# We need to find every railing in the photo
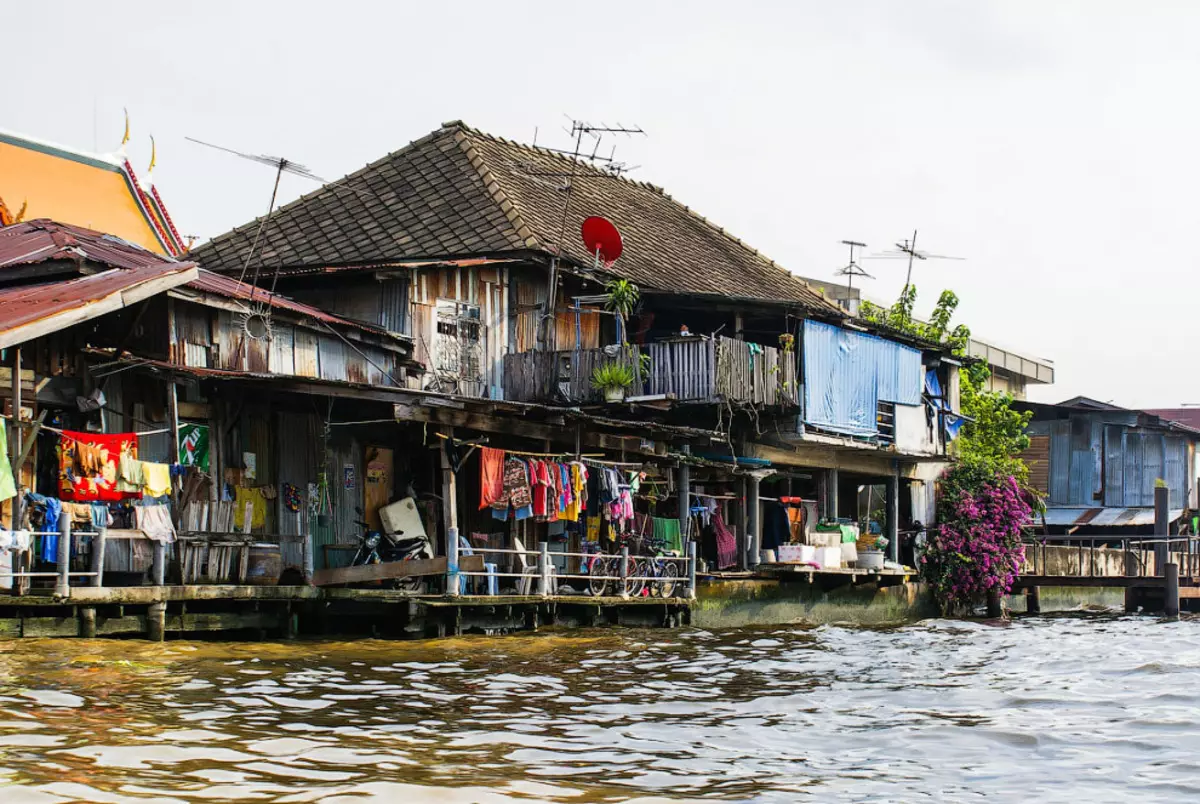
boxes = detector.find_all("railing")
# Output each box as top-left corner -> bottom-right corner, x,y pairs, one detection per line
1022,534 -> 1200,578
502,336 -> 798,407
446,529 -> 697,600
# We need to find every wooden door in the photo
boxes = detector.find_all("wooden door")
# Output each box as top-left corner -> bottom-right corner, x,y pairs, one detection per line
364,446 -> 394,531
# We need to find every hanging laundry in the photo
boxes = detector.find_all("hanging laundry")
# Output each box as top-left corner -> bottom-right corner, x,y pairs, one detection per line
27,493 -> 62,562
233,487 -> 267,531
60,431 -> 139,502
652,517 -> 683,554
136,503 -> 176,544
478,447 -> 505,510
0,421 -> 16,502
713,511 -> 738,570
142,462 -> 172,498
116,450 -> 144,494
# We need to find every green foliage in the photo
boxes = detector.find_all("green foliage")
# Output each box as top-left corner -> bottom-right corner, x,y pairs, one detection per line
604,279 -> 640,319
591,361 -> 635,391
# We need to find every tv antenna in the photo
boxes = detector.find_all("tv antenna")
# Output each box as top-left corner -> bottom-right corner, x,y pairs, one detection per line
866,229 -> 965,295
835,239 -> 872,290
530,118 -> 647,351
186,136 -> 331,339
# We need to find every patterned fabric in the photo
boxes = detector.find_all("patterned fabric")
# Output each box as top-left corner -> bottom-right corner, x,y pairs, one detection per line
713,512 -> 738,570
59,431 -> 139,502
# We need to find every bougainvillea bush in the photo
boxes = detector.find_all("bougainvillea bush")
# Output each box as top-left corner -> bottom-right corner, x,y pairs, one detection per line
921,472 -> 1031,614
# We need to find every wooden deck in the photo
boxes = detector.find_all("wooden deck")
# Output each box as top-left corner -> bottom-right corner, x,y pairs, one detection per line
0,584 -> 693,640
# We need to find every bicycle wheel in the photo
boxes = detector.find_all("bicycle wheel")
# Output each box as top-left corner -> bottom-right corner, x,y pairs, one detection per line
587,556 -> 611,597
624,557 -> 648,598
657,561 -> 679,599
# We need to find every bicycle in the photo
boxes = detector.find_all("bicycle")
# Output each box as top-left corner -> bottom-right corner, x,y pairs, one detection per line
637,537 -> 681,598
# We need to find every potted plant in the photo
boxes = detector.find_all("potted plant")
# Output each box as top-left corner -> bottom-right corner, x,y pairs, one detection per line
592,361 -> 635,403
604,279 -> 640,342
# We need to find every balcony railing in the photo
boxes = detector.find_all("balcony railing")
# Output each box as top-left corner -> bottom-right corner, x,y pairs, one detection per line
502,336 -> 798,407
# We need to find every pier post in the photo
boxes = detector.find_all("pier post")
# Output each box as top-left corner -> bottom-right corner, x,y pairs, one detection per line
1026,586 -> 1041,615
986,587 -> 1002,618
1165,562 -> 1180,618
620,546 -> 630,599
687,541 -> 697,600
90,525 -> 106,588
152,541 -> 166,586
826,468 -> 839,520
147,601 -> 166,642
1125,548 -> 1140,613
79,607 -> 96,638
55,514 -> 70,598
747,475 -> 761,567
446,526 -> 461,597
1155,485 -> 1169,576
538,541 -> 550,598
300,510 -> 313,584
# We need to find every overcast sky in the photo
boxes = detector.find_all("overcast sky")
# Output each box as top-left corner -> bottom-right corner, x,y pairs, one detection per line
4,2 -> 1196,407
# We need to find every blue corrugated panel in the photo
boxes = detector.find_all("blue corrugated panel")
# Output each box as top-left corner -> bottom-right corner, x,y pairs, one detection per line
1049,421 -> 1071,504
801,321 -> 923,436
1166,436 -> 1186,508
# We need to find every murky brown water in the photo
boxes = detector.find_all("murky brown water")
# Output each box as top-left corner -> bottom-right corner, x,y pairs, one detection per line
0,616 -> 1198,802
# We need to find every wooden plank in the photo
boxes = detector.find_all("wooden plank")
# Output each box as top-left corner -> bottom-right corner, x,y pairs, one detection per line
177,401 -> 211,419
312,555 -> 483,587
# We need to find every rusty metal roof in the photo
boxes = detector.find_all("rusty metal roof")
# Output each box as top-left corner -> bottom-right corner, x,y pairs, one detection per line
181,269 -> 411,341
0,262 -> 197,349
0,218 -> 176,271
1038,506 -> 1185,528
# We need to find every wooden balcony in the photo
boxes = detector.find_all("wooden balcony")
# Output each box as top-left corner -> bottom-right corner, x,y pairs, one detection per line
502,336 -> 798,407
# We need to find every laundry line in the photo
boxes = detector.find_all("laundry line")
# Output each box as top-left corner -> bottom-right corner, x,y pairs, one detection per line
0,413 -> 171,439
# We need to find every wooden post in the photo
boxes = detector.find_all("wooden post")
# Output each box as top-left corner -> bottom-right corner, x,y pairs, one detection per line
446,526 -> 461,597
687,541 -> 697,600
538,541 -> 550,598
147,601 -> 166,642
90,525 -> 107,588
440,427 -> 458,557
1165,562 -> 1180,618
1125,547 -> 1140,613
747,475 -> 761,567
55,513 -> 70,598
1155,484 -> 1169,576
9,345 -> 20,530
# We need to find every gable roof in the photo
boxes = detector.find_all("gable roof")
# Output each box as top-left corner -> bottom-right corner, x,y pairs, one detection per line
0,130 -> 185,257
191,122 -> 840,313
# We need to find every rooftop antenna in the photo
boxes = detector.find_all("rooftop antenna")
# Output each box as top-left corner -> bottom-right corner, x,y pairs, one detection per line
186,136 -> 330,339
526,118 -> 646,351
866,229 -> 965,295
835,239 -> 872,290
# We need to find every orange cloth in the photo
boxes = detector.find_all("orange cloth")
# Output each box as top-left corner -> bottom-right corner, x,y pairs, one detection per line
479,447 -> 505,510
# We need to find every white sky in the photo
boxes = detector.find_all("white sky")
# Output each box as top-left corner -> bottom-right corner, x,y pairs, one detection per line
4,1 -> 1197,407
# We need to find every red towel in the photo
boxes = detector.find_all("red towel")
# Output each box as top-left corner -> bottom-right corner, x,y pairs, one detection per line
479,447 -> 505,510
60,430 -> 139,502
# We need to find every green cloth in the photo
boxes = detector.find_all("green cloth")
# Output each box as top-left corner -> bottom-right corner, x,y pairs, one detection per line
0,421 -> 16,502
652,516 -> 683,554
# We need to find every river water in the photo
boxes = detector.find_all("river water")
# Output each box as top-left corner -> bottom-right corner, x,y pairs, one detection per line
0,615 -> 1197,803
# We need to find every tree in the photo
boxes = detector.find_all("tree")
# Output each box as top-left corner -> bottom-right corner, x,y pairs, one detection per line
863,286 -> 1035,614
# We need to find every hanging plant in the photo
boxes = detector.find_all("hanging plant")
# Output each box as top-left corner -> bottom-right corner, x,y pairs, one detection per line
778,333 -> 795,353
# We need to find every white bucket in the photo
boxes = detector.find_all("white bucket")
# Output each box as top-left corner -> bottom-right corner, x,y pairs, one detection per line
760,549 -> 777,564
858,550 -> 885,570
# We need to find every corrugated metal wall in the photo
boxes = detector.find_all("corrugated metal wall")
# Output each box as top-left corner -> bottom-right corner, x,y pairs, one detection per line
1042,413 -> 1191,508
412,265 -> 510,398
276,410 -> 320,568
801,320 -> 923,436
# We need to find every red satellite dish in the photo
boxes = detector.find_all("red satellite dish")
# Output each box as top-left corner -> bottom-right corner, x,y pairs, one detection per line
581,216 -> 623,266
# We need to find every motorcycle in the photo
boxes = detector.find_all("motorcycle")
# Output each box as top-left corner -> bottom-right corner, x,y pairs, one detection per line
349,500 -> 435,591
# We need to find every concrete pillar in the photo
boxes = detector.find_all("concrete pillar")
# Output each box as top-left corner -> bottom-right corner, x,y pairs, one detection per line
152,541 -> 166,586
1026,586 -> 1041,615
826,469 -> 839,520
886,468 -> 900,564
147,601 -> 166,642
55,514 -> 70,598
619,546 -> 630,600
747,475 -> 761,567
446,526 -> 461,597
687,541 -> 697,600
677,461 -> 690,543
90,525 -> 107,588
538,541 -> 550,598
79,607 -> 96,638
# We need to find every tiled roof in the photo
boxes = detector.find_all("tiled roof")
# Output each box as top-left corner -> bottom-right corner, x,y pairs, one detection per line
192,122 -> 840,313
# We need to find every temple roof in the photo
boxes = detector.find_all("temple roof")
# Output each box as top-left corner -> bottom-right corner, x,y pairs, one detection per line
0,129 -> 185,257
